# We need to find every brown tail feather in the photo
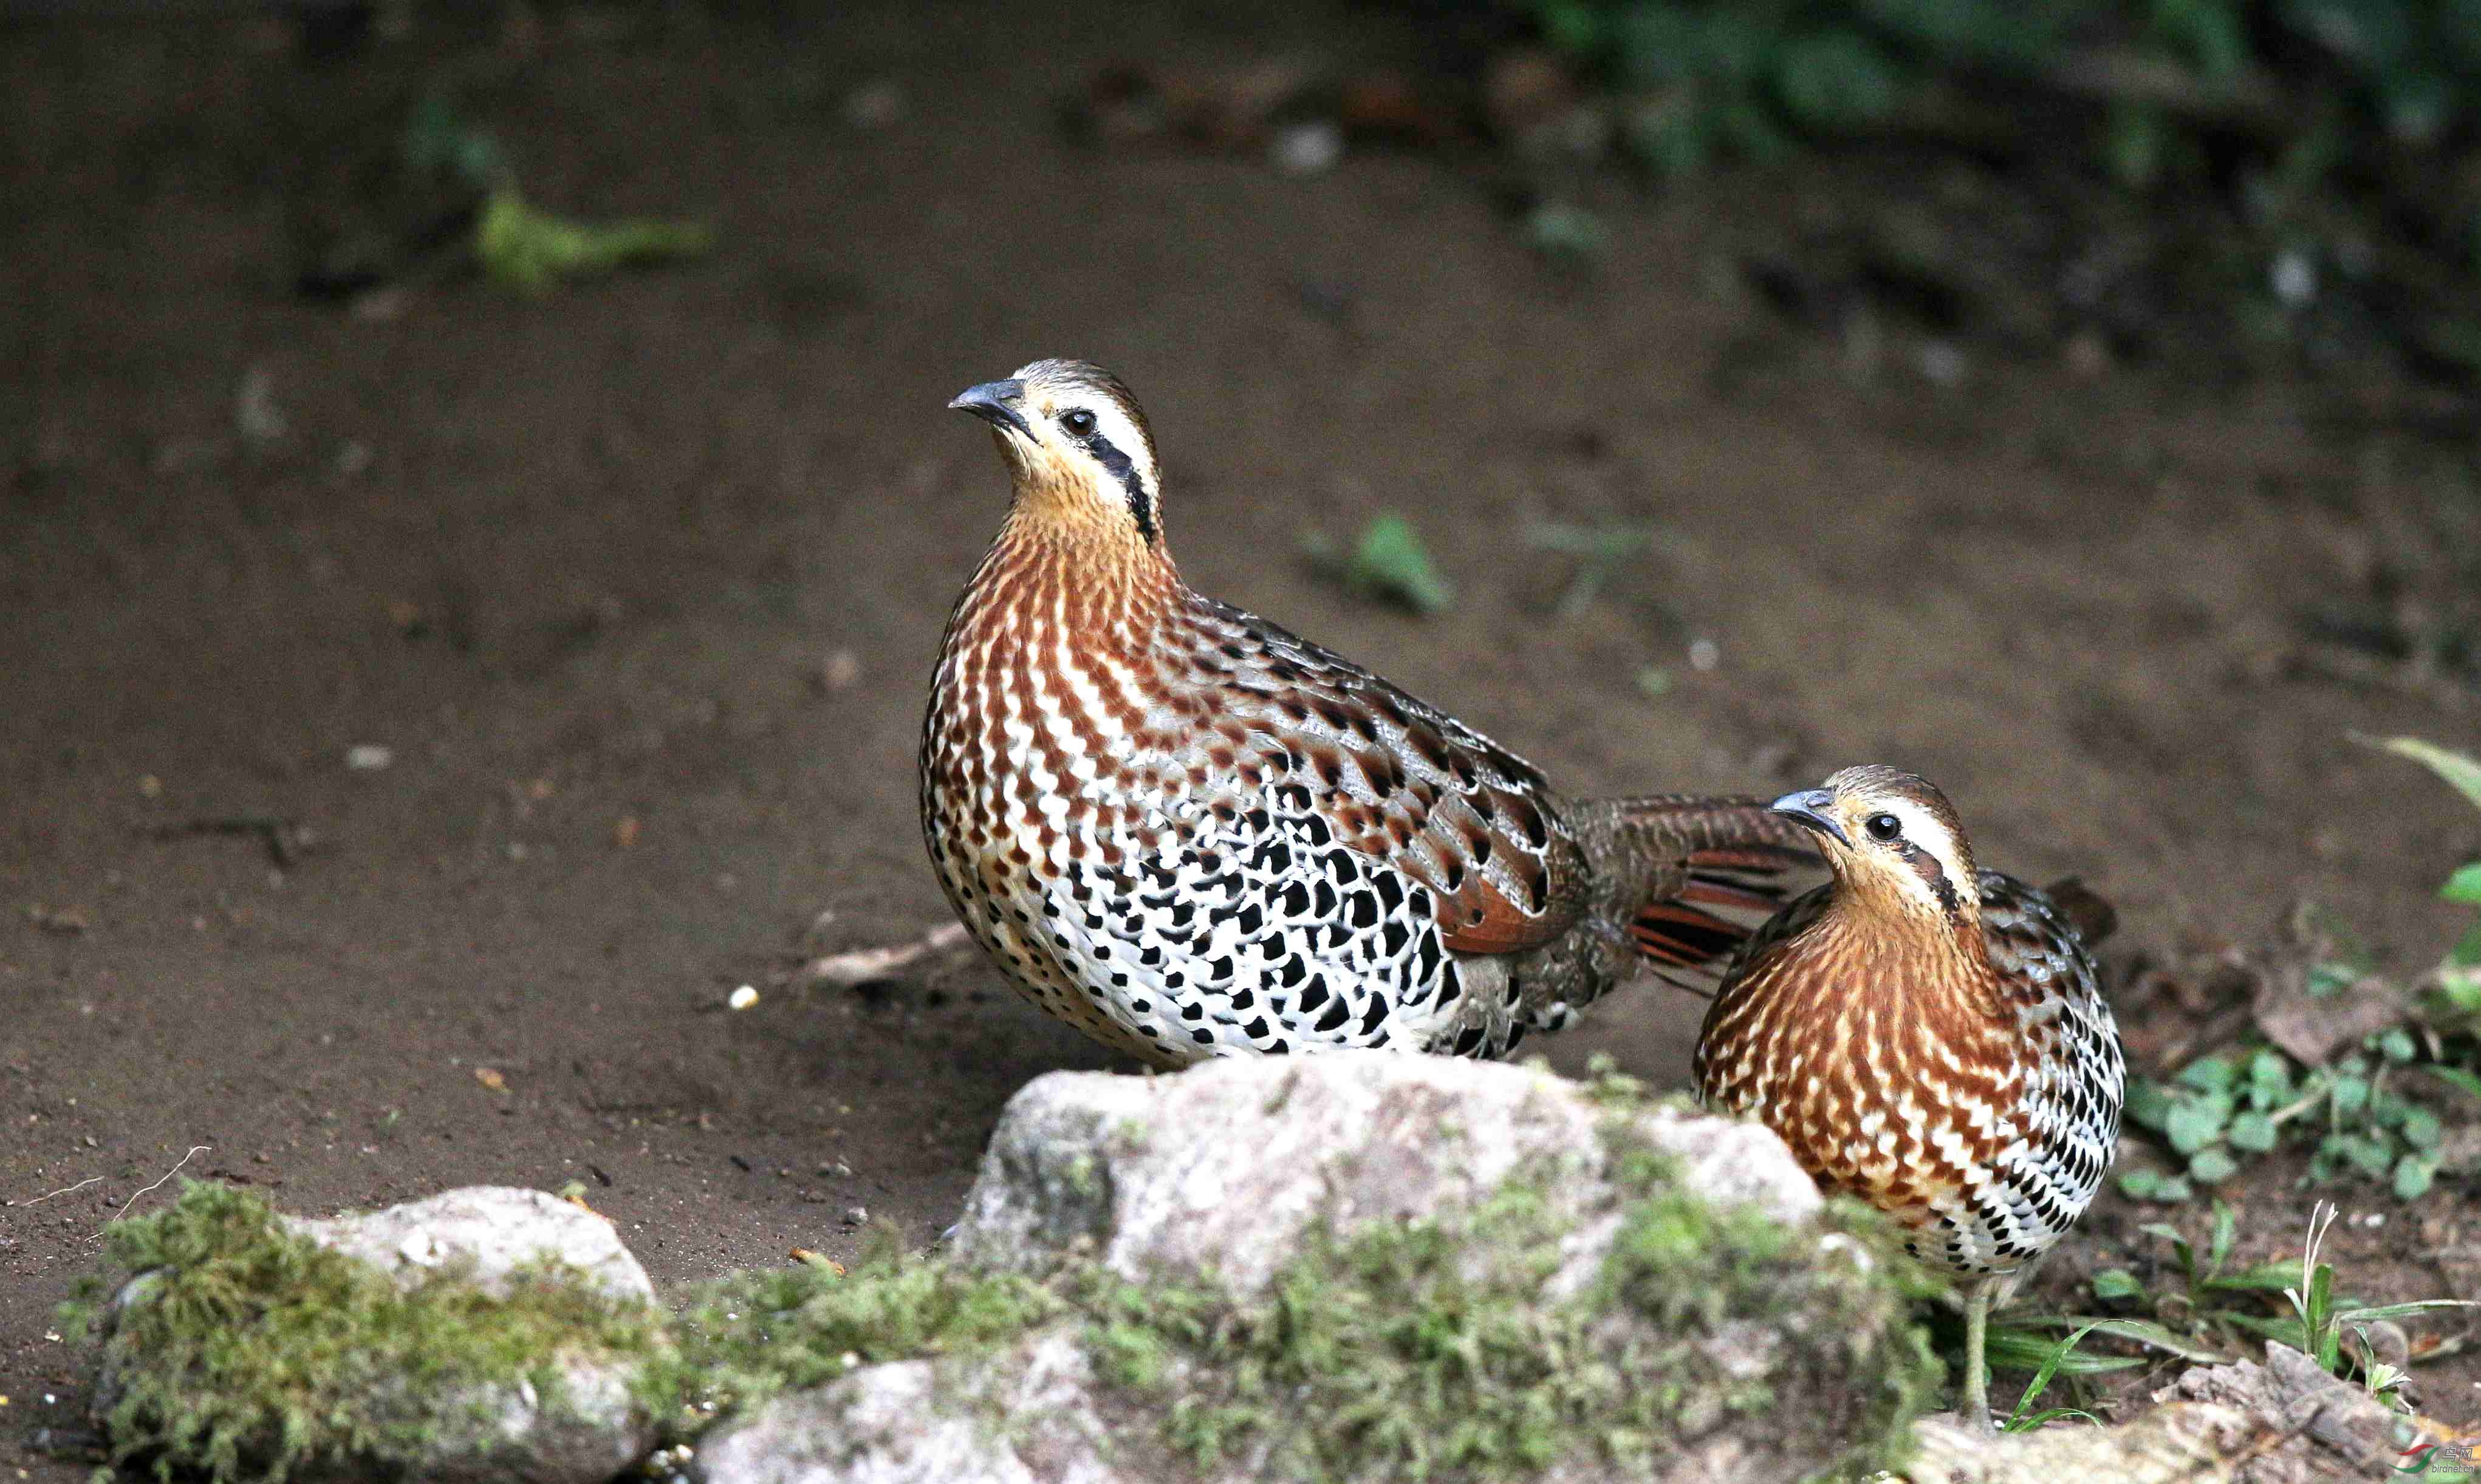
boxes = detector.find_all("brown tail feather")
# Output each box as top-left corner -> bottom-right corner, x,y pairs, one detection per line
1605,796 -> 1822,979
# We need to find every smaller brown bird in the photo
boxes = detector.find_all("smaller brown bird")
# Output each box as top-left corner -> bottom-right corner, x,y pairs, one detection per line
1692,766 -> 2124,1431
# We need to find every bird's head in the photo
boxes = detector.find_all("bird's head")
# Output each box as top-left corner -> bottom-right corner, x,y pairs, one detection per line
949,359 -> 1164,550
1768,765 -> 1981,925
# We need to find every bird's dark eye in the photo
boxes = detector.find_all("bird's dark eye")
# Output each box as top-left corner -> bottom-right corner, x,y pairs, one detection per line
1060,408 -> 1097,437
1865,813 -> 1903,843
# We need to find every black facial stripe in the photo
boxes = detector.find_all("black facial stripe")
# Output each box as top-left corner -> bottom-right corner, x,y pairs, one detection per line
1896,841 -> 1960,916
1080,431 -> 1156,543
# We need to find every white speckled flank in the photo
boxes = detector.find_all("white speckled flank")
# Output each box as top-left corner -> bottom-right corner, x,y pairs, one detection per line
923,360 -> 1819,1068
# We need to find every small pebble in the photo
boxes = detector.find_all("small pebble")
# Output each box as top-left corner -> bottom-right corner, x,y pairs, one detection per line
727,985 -> 759,1011
1688,638 -> 1720,672
345,744 -> 394,771
1270,120 -> 1343,176
841,1205 -> 869,1226
844,80 -> 905,129
1916,341 -> 1968,387
2270,247 -> 2317,309
820,648 -> 863,692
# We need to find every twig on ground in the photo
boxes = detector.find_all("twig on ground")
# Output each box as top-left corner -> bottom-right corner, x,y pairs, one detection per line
15,1175 -> 103,1208
146,817 -> 318,870
115,1146 -> 210,1227
802,923 -> 971,988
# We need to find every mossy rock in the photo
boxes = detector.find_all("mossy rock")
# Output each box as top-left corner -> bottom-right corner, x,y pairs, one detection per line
71,1057 -> 1942,1484
74,1181 -> 663,1483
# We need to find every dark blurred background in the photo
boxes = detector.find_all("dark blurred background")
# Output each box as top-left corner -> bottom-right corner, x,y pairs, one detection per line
5,1 -> 2481,1467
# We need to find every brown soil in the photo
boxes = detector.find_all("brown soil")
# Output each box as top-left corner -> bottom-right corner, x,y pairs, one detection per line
5,4 -> 2479,1472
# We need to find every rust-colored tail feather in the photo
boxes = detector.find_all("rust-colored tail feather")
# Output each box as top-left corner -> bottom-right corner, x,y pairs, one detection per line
1608,796 -> 1821,981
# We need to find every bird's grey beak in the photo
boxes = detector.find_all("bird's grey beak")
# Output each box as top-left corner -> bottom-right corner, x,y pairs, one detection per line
1769,788 -> 1849,847
948,378 -> 1032,440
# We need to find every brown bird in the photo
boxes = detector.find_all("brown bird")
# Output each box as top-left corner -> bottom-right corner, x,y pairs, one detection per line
1692,765 -> 2125,1431
920,358 -> 1816,1067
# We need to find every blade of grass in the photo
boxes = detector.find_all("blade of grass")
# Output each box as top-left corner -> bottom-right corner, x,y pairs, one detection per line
2355,735 -> 2481,810
1999,1320 -> 2110,1432
2004,1315 -> 2229,1364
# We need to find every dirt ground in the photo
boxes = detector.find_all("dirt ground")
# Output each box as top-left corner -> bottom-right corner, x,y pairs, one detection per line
5,2 -> 2480,1473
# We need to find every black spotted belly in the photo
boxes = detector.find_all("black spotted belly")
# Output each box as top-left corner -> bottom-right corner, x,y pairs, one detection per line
1021,809 -> 1463,1059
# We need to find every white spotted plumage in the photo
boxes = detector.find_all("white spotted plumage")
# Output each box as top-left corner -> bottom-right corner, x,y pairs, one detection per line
923,359 -> 1820,1070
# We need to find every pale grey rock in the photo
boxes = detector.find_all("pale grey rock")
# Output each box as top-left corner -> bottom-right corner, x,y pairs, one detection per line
289,1185 -> 654,1303
698,1329 -> 1121,1484
712,1053 -> 1886,1484
946,1051 -> 1819,1300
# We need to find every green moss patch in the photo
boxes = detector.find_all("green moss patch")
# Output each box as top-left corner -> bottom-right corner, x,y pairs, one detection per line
77,1124 -> 1938,1484
1069,1164 -> 1937,1483
646,1232 -> 1065,1428
67,1181 -> 663,1483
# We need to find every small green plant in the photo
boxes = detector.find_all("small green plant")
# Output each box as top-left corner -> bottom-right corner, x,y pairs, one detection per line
399,91 -> 712,296
1524,203 -> 1612,268
1524,519 -> 1660,618
1304,515 -> 1455,614
477,193 -> 714,296
2363,736 -> 2481,1014
2282,1200 -> 2474,1410
2084,1198 -> 2474,1406
1996,1320 -> 2110,1432
2122,1033 -> 2447,1202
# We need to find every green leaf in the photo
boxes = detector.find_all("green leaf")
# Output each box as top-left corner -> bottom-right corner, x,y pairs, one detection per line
2090,1268 -> 2145,1302
2118,1170 -> 2192,1203
2177,1055 -> 2239,1093
2124,1079 -> 2177,1132
2442,863 -> 2481,904
2215,1310 -> 2304,1342
2208,1202 -> 2237,1275
2209,1259 -> 2312,1293
2106,101 -> 2169,191
1314,515 -> 1455,615
2004,1314 -> 2229,1363
2401,1108 -> 2443,1151
2356,735 -> 2481,812
2226,1112 -> 2279,1153
2165,1093 -> 2233,1155
2155,0 -> 2250,79
2000,1319 -> 2109,1427
1984,1324 -> 2144,1378
2189,1147 -> 2240,1184
2305,962 -> 2361,999
1771,30 -> 1902,129
1538,0 -> 1604,59
2425,1064 -> 2481,1101
477,190 -> 713,295
2320,1132 -> 2393,1180
2334,1298 -> 2481,1324
2329,1076 -> 2369,1119
2394,1154 -> 2438,1202
2247,1050 -> 2294,1109
2378,1027 -> 2418,1064
1523,204 -> 1609,267
2309,1262 -> 2338,1369
2000,1407 -> 2101,1432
